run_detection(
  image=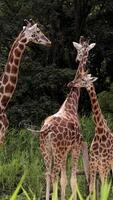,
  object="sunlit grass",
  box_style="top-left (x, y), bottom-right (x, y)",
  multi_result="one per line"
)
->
top-left (0, 119), bottom-right (112, 199)
top-left (51, 178), bottom-right (111, 200)
top-left (10, 173), bottom-right (26, 200)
